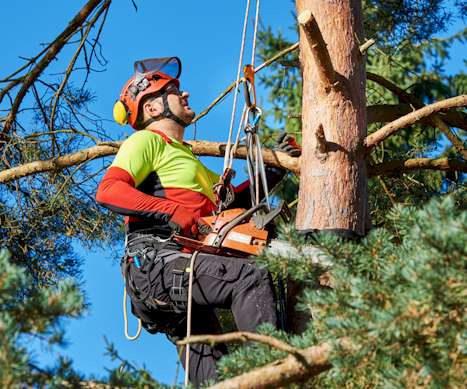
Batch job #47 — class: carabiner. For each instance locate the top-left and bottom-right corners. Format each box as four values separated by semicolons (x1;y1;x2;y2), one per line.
248;106;262;127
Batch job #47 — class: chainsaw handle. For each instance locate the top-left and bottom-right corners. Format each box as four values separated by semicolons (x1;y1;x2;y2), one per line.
212;202;267;248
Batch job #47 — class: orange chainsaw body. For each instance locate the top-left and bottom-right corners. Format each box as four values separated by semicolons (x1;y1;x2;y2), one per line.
174;208;269;256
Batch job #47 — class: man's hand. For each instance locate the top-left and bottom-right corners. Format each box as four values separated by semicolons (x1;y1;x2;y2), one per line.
169;206;198;237
276;133;302;157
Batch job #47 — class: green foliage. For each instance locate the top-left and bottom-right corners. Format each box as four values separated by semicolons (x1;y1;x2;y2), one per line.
0;248;84;387
0;248;168;388
104;339;169;388
217;192;466;388
362;0;459;45
312;192;466;388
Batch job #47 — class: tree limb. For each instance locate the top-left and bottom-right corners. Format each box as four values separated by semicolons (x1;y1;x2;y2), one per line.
204;340;347;389
365;95;467;152
297;10;335;91
367;104;467;130
3;136;467;184
367;72;467;158
0;0;107;136
0;141;300;183
178;332;303;361
368;157;467;177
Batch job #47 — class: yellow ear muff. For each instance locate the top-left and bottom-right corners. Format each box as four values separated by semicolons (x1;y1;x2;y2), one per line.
113;100;129;125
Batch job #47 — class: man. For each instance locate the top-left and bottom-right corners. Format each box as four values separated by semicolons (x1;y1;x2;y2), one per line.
96;57;298;386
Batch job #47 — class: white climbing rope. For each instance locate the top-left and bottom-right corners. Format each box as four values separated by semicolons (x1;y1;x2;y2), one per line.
123;286;142;341
184;250;200;387
251;0;260;67
224;0;251;171
224;0;262;172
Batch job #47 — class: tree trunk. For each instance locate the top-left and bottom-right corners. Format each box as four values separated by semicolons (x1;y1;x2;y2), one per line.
295;0;368;238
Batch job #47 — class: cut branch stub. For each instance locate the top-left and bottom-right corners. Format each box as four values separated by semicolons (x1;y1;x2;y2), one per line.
359;38;376;54
315;124;327;161
297;9;335;91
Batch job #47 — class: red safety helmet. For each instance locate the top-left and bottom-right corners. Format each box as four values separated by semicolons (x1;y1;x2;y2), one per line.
113;57;182;129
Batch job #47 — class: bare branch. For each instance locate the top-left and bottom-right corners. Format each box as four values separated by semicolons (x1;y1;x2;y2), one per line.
0;0;107;136
254;42;299;73
3;134;467;184
365;95;467;152
192;42;299;124
315;124;327;161
368;157;467;177
367;72;467;158
178;332;303;360
0;140;300;183
297;10;335;90
291;104;467;129
49;0;111;130
0;142;120;183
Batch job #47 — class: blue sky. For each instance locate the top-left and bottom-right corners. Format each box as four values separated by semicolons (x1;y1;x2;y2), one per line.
1;0;464;385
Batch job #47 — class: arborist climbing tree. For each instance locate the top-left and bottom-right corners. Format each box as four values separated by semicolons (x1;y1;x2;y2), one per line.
95;56;301;387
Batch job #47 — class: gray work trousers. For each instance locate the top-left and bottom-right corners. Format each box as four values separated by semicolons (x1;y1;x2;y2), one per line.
124;247;277;387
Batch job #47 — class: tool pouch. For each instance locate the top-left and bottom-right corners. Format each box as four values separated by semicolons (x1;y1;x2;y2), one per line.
121;234;170;305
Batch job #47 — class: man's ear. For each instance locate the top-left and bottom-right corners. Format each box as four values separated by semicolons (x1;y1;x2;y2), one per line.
143;98;162;118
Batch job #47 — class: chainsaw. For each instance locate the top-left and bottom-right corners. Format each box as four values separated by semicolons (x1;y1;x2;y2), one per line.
174;200;292;257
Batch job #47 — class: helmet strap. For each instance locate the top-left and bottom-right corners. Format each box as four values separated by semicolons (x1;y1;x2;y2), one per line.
160;92;191;127
141;92;190;129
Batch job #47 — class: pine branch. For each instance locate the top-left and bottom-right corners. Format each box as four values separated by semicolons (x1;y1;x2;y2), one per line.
0;0;107;137
3;135;467;183
0;141;300;183
364;95;467;152
178;331;304;360
368;157;467;176
204;339;352;389
367;104;467;130
367;72;467;158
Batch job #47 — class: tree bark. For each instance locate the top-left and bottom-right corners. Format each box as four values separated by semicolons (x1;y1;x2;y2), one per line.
295;0;368;238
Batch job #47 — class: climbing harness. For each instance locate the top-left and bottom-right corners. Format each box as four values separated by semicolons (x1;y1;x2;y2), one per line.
121;232;174;341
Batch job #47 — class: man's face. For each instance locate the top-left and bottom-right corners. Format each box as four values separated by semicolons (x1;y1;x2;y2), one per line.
163;83;196;123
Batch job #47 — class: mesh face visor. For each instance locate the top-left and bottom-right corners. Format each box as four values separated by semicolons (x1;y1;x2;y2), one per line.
134;57;182;80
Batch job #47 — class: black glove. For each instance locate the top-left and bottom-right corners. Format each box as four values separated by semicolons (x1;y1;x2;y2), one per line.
276;133;302;157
